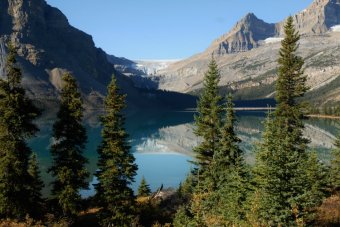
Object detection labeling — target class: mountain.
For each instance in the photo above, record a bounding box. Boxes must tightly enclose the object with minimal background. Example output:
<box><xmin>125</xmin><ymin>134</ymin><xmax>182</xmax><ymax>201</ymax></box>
<box><xmin>0</xmin><ymin>0</ymin><xmax>116</xmax><ymax>107</ymax></box>
<box><xmin>209</xmin><ymin>0</ymin><xmax>340</xmax><ymax>56</ymax></box>
<box><xmin>208</xmin><ymin>13</ymin><xmax>277</xmax><ymax>55</ymax></box>
<box><xmin>155</xmin><ymin>0</ymin><xmax>340</xmax><ymax>105</ymax></box>
<box><xmin>0</xmin><ymin>0</ymin><xmax>196</xmax><ymax>110</ymax></box>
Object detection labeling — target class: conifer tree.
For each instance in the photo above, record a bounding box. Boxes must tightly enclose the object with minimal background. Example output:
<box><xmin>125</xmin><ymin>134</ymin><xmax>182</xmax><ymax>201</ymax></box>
<box><xmin>212</xmin><ymin>94</ymin><xmax>249</xmax><ymax>224</ymax></box>
<box><xmin>331</xmin><ymin>132</ymin><xmax>340</xmax><ymax>191</ymax></box>
<box><xmin>138</xmin><ymin>176</ymin><xmax>151</xmax><ymax>197</ymax></box>
<box><xmin>28</xmin><ymin>153</ymin><xmax>45</xmax><ymax>218</ymax></box>
<box><xmin>213</xmin><ymin>93</ymin><xmax>242</xmax><ymax>173</ymax></box>
<box><xmin>0</xmin><ymin>43</ymin><xmax>41</xmax><ymax>219</ymax></box>
<box><xmin>183</xmin><ymin>58</ymin><xmax>222</xmax><ymax>225</ymax></box>
<box><xmin>193</xmin><ymin>57</ymin><xmax>222</xmax><ymax>174</ymax></box>
<box><xmin>199</xmin><ymin>94</ymin><xmax>249</xmax><ymax>226</ymax></box>
<box><xmin>253</xmin><ymin>16</ymin><xmax>325</xmax><ymax>225</ymax></box>
<box><xmin>178</xmin><ymin>94</ymin><xmax>250</xmax><ymax>226</ymax></box>
<box><xmin>95</xmin><ymin>76</ymin><xmax>137</xmax><ymax>227</ymax></box>
<box><xmin>49</xmin><ymin>73</ymin><xmax>88</xmax><ymax>217</ymax></box>
<box><xmin>301</xmin><ymin>151</ymin><xmax>329</xmax><ymax>223</ymax></box>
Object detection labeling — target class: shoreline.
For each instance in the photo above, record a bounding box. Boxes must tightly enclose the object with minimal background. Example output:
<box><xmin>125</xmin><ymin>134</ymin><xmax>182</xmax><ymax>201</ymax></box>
<box><xmin>307</xmin><ymin>114</ymin><xmax>340</xmax><ymax>120</ymax></box>
<box><xmin>183</xmin><ymin>108</ymin><xmax>340</xmax><ymax>120</ymax></box>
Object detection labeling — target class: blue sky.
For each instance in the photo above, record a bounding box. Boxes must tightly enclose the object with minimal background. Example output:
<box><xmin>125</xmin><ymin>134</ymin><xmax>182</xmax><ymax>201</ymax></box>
<box><xmin>46</xmin><ymin>0</ymin><xmax>313</xmax><ymax>60</ymax></box>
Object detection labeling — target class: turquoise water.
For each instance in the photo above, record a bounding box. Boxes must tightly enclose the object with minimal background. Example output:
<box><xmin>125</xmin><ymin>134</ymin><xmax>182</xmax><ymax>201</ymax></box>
<box><xmin>28</xmin><ymin>110</ymin><xmax>339</xmax><ymax>197</ymax></box>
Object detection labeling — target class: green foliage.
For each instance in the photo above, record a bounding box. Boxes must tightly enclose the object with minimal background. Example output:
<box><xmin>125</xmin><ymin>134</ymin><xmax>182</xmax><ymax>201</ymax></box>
<box><xmin>182</xmin><ymin>58</ymin><xmax>224</xmax><ymax>226</ymax></box>
<box><xmin>193</xmin><ymin>57</ymin><xmax>222</xmax><ymax>174</ymax></box>
<box><xmin>301</xmin><ymin>151</ymin><xmax>329</xmax><ymax>224</ymax></box>
<box><xmin>178</xmin><ymin>173</ymin><xmax>196</xmax><ymax>199</ymax></box>
<box><xmin>214</xmin><ymin>94</ymin><xmax>242</xmax><ymax>169</ymax></box>
<box><xmin>0</xmin><ymin>43</ymin><xmax>41</xmax><ymax>219</ymax></box>
<box><xmin>252</xmin><ymin>16</ymin><xmax>326</xmax><ymax>226</ymax></box>
<box><xmin>138</xmin><ymin>176</ymin><xmax>151</xmax><ymax>197</ymax></box>
<box><xmin>95</xmin><ymin>75</ymin><xmax>138</xmax><ymax>227</ymax></box>
<box><xmin>177</xmin><ymin>92</ymin><xmax>250</xmax><ymax>226</ymax></box>
<box><xmin>49</xmin><ymin>73</ymin><xmax>89</xmax><ymax>218</ymax></box>
<box><xmin>202</xmin><ymin>94</ymin><xmax>250</xmax><ymax>226</ymax></box>
<box><xmin>173</xmin><ymin>206</ymin><xmax>195</xmax><ymax>227</ymax></box>
<box><xmin>27</xmin><ymin>153</ymin><xmax>45</xmax><ymax>218</ymax></box>
<box><xmin>204</xmin><ymin>162</ymin><xmax>250</xmax><ymax>226</ymax></box>
<box><xmin>331</xmin><ymin>132</ymin><xmax>340</xmax><ymax>191</ymax></box>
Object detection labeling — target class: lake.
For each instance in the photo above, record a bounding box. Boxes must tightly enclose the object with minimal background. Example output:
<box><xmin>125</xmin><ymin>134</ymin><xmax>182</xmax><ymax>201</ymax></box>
<box><xmin>29</xmin><ymin>110</ymin><xmax>339</xmax><ymax>197</ymax></box>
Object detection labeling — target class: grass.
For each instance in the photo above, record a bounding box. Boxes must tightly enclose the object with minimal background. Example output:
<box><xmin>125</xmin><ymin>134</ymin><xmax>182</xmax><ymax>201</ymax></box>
<box><xmin>316</xmin><ymin>193</ymin><xmax>340</xmax><ymax>226</ymax></box>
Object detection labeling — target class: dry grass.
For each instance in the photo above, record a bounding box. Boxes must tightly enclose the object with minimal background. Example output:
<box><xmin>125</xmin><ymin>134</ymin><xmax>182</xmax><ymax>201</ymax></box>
<box><xmin>0</xmin><ymin>218</ymin><xmax>44</xmax><ymax>227</ymax></box>
<box><xmin>136</xmin><ymin>196</ymin><xmax>150</xmax><ymax>204</ymax></box>
<box><xmin>316</xmin><ymin>193</ymin><xmax>340</xmax><ymax>226</ymax></box>
<box><xmin>78</xmin><ymin>208</ymin><xmax>100</xmax><ymax>216</ymax></box>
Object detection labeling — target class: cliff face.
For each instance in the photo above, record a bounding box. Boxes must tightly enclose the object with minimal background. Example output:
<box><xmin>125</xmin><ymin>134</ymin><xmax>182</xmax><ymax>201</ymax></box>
<box><xmin>0</xmin><ymin>0</ymin><xmax>142</xmax><ymax>108</ymax></box>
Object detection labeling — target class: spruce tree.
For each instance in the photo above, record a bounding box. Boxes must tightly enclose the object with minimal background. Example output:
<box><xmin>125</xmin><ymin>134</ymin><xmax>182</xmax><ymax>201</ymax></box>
<box><xmin>213</xmin><ymin>93</ymin><xmax>242</xmax><ymax>173</ymax></box>
<box><xmin>193</xmin><ymin>57</ymin><xmax>222</xmax><ymax>174</ymax></box>
<box><xmin>0</xmin><ymin>43</ymin><xmax>41</xmax><ymax>219</ymax></box>
<box><xmin>95</xmin><ymin>76</ymin><xmax>137</xmax><ymax>227</ymax></box>
<box><xmin>49</xmin><ymin>73</ymin><xmax>89</xmax><ymax>217</ymax></box>
<box><xmin>331</xmin><ymin>132</ymin><xmax>340</xmax><ymax>191</ymax></box>
<box><xmin>184</xmin><ymin>57</ymin><xmax>222</xmax><ymax>226</ymax></box>
<box><xmin>302</xmin><ymin>151</ymin><xmax>329</xmax><ymax>224</ymax></box>
<box><xmin>138</xmin><ymin>176</ymin><xmax>151</xmax><ymax>197</ymax></box>
<box><xmin>253</xmin><ymin>16</ymin><xmax>326</xmax><ymax>225</ymax></box>
<box><xmin>201</xmin><ymin>94</ymin><xmax>249</xmax><ymax>226</ymax></box>
<box><xmin>28</xmin><ymin>153</ymin><xmax>45</xmax><ymax>218</ymax></box>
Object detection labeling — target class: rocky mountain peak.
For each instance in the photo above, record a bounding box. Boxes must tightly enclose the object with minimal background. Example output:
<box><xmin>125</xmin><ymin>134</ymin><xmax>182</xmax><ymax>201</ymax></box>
<box><xmin>240</xmin><ymin>12</ymin><xmax>259</xmax><ymax>23</ymax></box>
<box><xmin>207</xmin><ymin>12</ymin><xmax>276</xmax><ymax>55</ymax></box>
<box><xmin>204</xmin><ymin>0</ymin><xmax>340</xmax><ymax>56</ymax></box>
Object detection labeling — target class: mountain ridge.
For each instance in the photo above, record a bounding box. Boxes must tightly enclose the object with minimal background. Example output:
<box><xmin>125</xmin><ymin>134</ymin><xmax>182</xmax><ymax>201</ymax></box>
<box><xmin>152</xmin><ymin>0</ymin><xmax>340</xmax><ymax>105</ymax></box>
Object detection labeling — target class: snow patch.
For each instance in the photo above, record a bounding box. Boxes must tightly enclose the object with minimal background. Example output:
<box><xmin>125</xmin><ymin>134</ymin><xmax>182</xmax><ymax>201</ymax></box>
<box><xmin>133</xmin><ymin>59</ymin><xmax>180</xmax><ymax>75</ymax></box>
<box><xmin>264</xmin><ymin>37</ymin><xmax>284</xmax><ymax>44</ymax></box>
<box><xmin>331</xmin><ymin>25</ymin><xmax>340</xmax><ymax>32</ymax></box>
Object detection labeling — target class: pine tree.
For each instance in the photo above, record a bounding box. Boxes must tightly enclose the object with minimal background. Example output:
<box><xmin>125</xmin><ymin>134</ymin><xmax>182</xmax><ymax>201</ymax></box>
<box><xmin>193</xmin><ymin>57</ymin><xmax>222</xmax><ymax>175</ymax></box>
<box><xmin>95</xmin><ymin>76</ymin><xmax>138</xmax><ymax>227</ymax></box>
<box><xmin>138</xmin><ymin>176</ymin><xmax>151</xmax><ymax>197</ymax></box>
<box><xmin>49</xmin><ymin>73</ymin><xmax>88</xmax><ymax>217</ymax></box>
<box><xmin>301</xmin><ymin>151</ymin><xmax>329</xmax><ymax>224</ymax></box>
<box><xmin>213</xmin><ymin>93</ymin><xmax>242</xmax><ymax>173</ymax></box>
<box><xmin>331</xmin><ymin>132</ymin><xmax>340</xmax><ymax>191</ymax></box>
<box><xmin>182</xmin><ymin>57</ymin><xmax>223</xmax><ymax>226</ymax></box>
<box><xmin>27</xmin><ymin>153</ymin><xmax>45</xmax><ymax>218</ymax></box>
<box><xmin>202</xmin><ymin>94</ymin><xmax>249</xmax><ymax>226</ymax></box>
<box><xmin>0</xmin><ymin>43</ymin><xmax>41</xmax><ymax>219</ymax></box>
<box><xmin>253</xmin><ymin>16</ymin><xmax>326</xmax><ymax>225</ymax></box>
